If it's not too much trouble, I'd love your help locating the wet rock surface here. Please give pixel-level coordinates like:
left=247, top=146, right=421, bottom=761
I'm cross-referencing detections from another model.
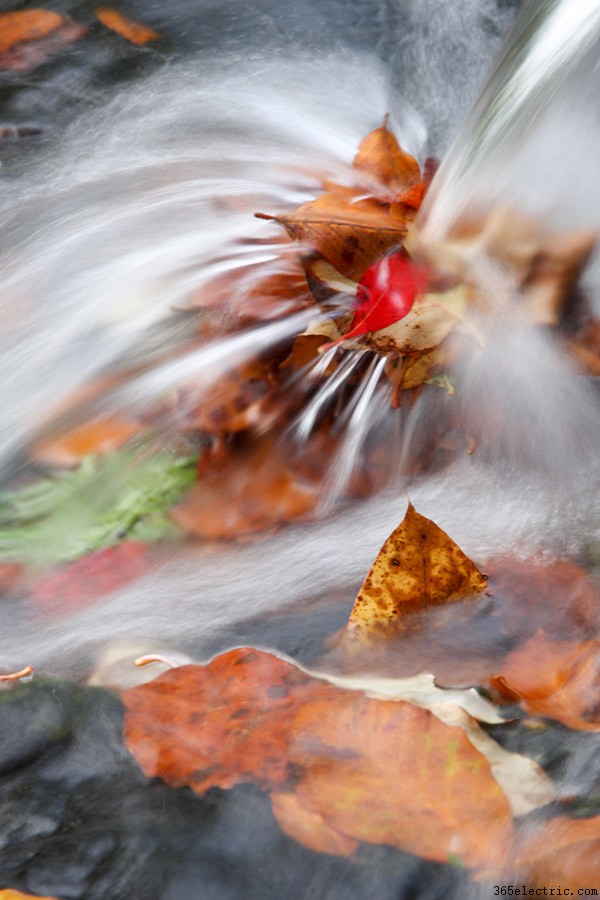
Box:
left=0, top=679, right=469, bottom=899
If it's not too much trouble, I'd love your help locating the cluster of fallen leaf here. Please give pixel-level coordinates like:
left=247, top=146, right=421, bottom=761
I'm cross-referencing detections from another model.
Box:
left=0, top=8, right=158, bottom=74
left=119, top=504, right=600, bottom=890
left=1, top=114, right=599, bottom=614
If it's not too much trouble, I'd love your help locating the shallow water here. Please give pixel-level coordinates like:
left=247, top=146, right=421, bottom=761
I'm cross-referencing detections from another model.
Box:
left=2, top=0, right=600, bottom=678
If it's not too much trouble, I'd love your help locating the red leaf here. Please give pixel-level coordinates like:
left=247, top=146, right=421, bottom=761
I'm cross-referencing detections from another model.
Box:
left=342, top=251, right=429, bottom=342
left=28, top=541, right=150, bottom=616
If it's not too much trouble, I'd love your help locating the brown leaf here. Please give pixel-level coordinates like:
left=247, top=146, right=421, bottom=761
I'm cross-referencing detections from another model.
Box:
left=516, top=815, right=600, bottom=890
left=170, top=433, right=327, bottom=538
left=345, top=503, right=487, bottom=640
left=486, top=556, right=600, bottom=641
left=0, top=891, right=58, bottom=900
left=352, top=117, right=421, bottom=195
left=183, top=358, right=277, bottom=434
left=280, top=333, right=330, bottom=373
left=122, top=647, right=514, bottom=872
left=95, top=8, right=159, bottom=45
left=258, top=186, right=411, bottom=280
left=491, top=632, right=600, bottom=731
left=31, top=414, right=143, bottom=467
left=0, top=12, right=86, bottom=72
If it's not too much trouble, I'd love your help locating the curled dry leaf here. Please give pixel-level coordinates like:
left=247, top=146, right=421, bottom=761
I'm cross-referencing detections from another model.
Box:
left=95, top=8, right=159, bottom=46
left=122, top=646, right=514, bottom=872
left=257, top=186, right=411, bottom=281
left=345, top=503, right=488, bottom=641
left=491, top=632, right=600, bottom=732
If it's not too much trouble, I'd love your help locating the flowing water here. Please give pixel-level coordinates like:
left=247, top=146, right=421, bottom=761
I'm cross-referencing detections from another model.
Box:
left=2, top=0, right=600, bottom=896
left=1, top=0, right=599, bottom=678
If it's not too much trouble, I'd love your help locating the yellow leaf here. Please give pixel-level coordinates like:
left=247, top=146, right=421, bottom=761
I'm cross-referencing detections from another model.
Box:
left=347, top=503, right=488, bottom=638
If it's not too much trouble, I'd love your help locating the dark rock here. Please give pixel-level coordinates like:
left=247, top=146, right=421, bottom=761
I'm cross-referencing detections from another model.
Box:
left=0, top=679, right=472, bottom=899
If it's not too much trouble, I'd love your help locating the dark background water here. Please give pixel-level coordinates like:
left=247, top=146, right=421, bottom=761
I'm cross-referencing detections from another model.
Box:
left=1, top=0, right=522, bottom=167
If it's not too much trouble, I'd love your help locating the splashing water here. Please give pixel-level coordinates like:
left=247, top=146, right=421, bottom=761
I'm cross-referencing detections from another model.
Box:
left=1, top=0, right=600, bottom=682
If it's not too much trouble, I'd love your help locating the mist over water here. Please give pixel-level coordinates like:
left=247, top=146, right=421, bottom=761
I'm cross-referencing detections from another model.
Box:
left=1, top=0, right=599, bottom=682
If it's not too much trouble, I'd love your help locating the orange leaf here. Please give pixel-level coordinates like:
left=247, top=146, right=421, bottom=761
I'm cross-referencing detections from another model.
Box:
left=122, top=647, right=513, bottom=872
left=257, top=186, right=411, bottom=281
left=0, top=891, right=58, bottom=900
left=492, top=631, right=600, bottom=731
left=31, top=414, right=143, bottom=467
left=346, top=503, right=487, bottom=639
left=516, top=815, right=600, bottom=890
left=95, top=8, right=159, bottom=46
left=0, top=11, right=86, bottom=72
left=170, top=433, right=326, bottom=538
left=0, top=10, right=65, bottom=53
left=353, top=116, right=421, bottom=194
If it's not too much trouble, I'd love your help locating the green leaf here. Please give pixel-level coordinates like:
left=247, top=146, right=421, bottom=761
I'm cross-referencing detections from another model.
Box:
left=0, top=448, right=197, bottom=567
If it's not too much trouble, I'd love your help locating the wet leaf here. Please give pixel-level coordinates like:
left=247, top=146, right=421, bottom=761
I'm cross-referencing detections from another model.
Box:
left=345, top=503, right=487, bottom=640
left=340, top=251, right=429, bottom=342
left=516, top=815, right=600, bottom=891
left=491, top=632, right=600, bottom=732
left=365, top=285, right=471, bottom=355
left=170, top=433, right=327, bottom=538
left=28, top=540, right=150, bottom=615
left=122, top=647, right=514, bottom=872
left=185, top=358, right=277, bottom=434
left=352, top=117, right=421, bottom=195
left=0, top=11, right=66, bottom=53
left=31, top=414, right=143, bottom=468
left=302, top=257, right=358, bottom=306
left=0, top=11, right=86, bottom=72
left=0, top=891, right=58, bottom=900
left=0, top=449, right=196, bottom=566
left=257, top=186, right=411, bottom=280
left=95, top=8, right=159, bottom=46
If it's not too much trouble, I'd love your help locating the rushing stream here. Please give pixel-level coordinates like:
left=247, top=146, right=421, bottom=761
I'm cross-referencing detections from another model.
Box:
left=0, top=0, right=598, bottom=674
left=1, top=0, right=600, bottom=897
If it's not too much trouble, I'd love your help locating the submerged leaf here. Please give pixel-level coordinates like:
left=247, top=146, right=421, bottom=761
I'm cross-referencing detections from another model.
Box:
left=122, top=647, right=514, bottom=871
left=0, top=449, right=196, bottom=567
left=32, top=414, right=143, bottom=467
left=492, top=632, right=600, bottom=732
left=29, top=541, right=150, bottom=615
left=95, top=8, right=159, bottom=45
left=0, top=11, right=86, bottom=72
